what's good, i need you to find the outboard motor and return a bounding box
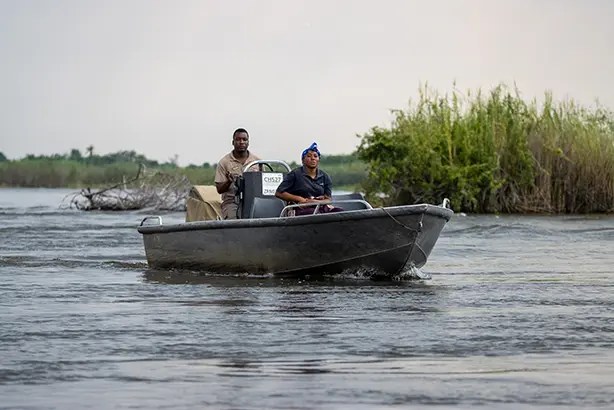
[234,160,291,219]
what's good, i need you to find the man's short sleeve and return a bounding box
[214,159,228,184]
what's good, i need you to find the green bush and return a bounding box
[357,84,614,213]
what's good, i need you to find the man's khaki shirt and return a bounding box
[214,150,261,215]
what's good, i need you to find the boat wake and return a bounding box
[394,263,432,281]
[141,264,432,284]
[325,263,431,282]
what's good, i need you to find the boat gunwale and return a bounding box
[137,203,453,234]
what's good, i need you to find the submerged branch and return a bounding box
[60,164,191,211]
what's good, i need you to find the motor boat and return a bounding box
[137,160,453,278]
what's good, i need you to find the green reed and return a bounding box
[357,84,614,213]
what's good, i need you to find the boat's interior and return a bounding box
[237,160,371,219]
[185,160,371,221]
[249,196,286,219]
[246,192,370,219]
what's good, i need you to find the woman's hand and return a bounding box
[303,196,329,203]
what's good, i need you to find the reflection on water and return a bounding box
[142,264,430,285]
[142,269,430,286]
[1,188,613,409]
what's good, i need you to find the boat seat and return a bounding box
[331,192,369,211]
[332,192,365,201]
[331,200,370,211]
[249,197,286,219]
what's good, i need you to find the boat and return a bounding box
[137,160,453,278]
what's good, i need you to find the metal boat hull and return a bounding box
[137,204,452,277]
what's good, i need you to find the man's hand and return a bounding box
[227,172,240,181]
[216,172,241,194]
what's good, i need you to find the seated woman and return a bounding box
[275,142,343,216]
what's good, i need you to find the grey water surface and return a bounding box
[1,188,613,409]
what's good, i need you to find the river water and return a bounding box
[1,188,613,409]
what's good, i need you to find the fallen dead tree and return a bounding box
[61,165,192,211]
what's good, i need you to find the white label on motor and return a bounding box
[261,173,283,196]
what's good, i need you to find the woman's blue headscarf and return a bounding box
[301,142,321,160]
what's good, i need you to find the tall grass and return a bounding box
[357,84,614,213]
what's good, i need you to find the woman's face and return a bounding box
[302,150,320,169]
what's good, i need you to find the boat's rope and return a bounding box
[381,208,426,275]
[413,242,427,261]
[380,207,424,233]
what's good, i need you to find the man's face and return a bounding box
[232,132,249,153]
[302,150,320,169]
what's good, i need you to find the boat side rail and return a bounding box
[140,216,163,226]
[243,160,292,173]
[280,199,372,217]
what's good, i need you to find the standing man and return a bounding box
[215,128,260,219]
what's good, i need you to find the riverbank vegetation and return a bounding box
[357,85,614,213]
[2,84,613,213]
[0,150,367,191]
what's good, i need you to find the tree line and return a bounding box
[0,148,366,190]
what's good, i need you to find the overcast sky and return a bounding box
[1,0,612,165]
